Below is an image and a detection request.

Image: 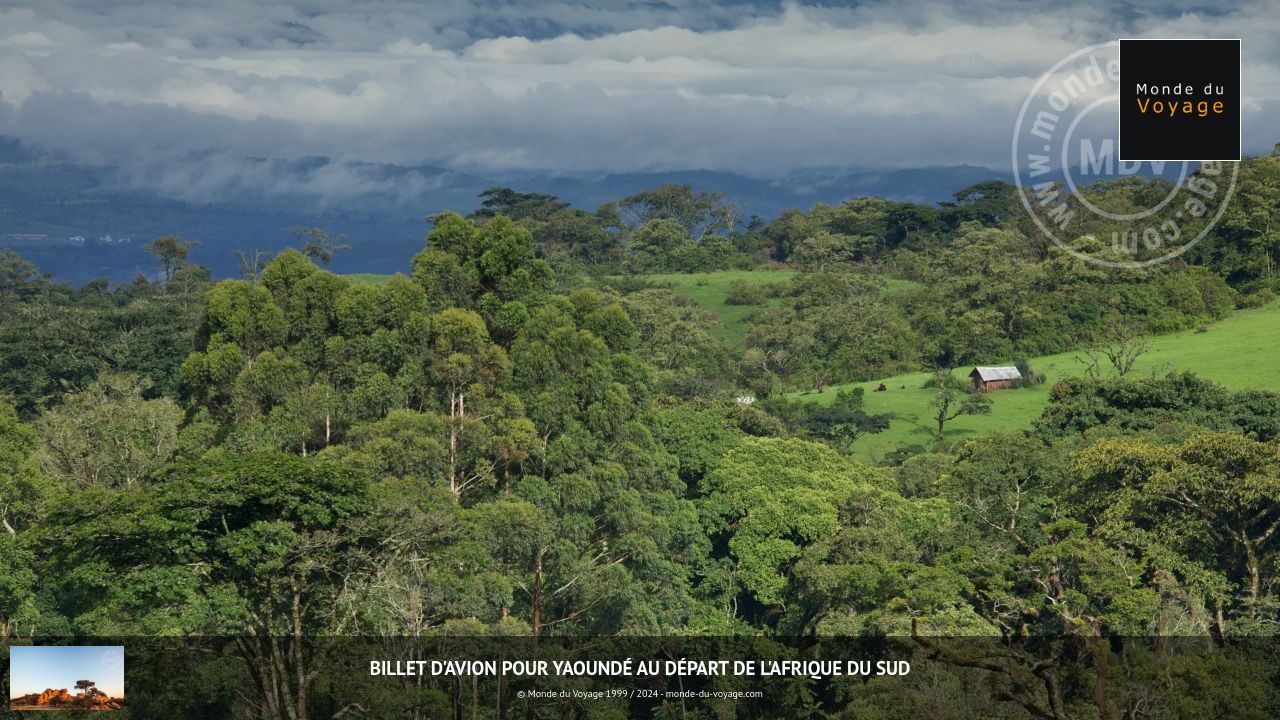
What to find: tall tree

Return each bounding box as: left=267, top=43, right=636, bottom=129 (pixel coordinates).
left=0, top=249, right=45, bottom=307
left=615, top=184, right=738, bottom=238
left=36, top=374, right=183, bottom=489
left=201, top=280, right=288, bottom=363
left=701, top=437, right=894, bottom=611
left=48, top=452, right=376, bottom=720
left=429, top=308, right=511, bottom=499
left=932, top=369, right=992, bottom=440
left=413, top=212, right=553, bottom=313
left=144, top=235, right=198, bottom=282
left=470, top=188, right=568, bottom=222
left=1077, top=432, right=1280, bottom=631
left=291, top=227, right=351, bottom=267
left=0, top=398, right=46, bottom=639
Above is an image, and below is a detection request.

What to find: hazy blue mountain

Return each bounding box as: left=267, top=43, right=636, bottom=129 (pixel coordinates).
left=0, top=138, right=1006, bottom=283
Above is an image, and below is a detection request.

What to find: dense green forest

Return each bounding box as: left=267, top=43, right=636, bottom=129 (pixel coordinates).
left=3, top=152, right=1280, bottom=718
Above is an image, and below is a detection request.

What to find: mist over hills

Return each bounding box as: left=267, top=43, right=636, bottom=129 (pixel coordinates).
left=0, top=136, right=1005, bottom=283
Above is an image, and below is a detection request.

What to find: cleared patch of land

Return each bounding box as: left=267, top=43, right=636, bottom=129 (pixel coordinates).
left=344, top=272, right=395, bottom=285
left=638, top=270, right=919, bottom=344
left=349, top=269, right=806, bottom=343
left=638, top=270, right=795, bottom=343
left=351, top=268, right=920, bottom=345
left=793, top=300, right=1280, bottom=462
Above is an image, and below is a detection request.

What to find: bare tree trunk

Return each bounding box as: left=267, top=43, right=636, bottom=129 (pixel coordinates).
left=1089, top=638, right=1117, bottom=720
left=1212, top=602, right=1226, bottom=646
left=292, top=583, right=308, bottom=720
left=1242, top=532, right=1261, bottom=611
left=453, top=675, right=464, bottom=720
left=497, top=668, right=508, bottom=720
left=242, top=633, right=286, bottom=720
left=531, top=552, right=543, bottom=639
left=448, top=391, right=464, bottom=498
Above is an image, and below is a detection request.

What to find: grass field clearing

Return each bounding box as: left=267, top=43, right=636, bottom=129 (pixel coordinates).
left=792, top=300, right=1280, bottom=462
left=638, top=270, right=918, bottom=344
left=353, top=268, right=918, bottom=345
left=639, top=270, right=795, bottom=343
left=345, top=272, right=395, bottom=285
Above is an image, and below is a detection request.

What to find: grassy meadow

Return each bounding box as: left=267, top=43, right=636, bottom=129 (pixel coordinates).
left=638, top=270, right=795, bottom=343
left=638, top=269, right=918, bottom=344
left=792, top=300, right=1280, bottom=462
left=351, top=268, right=806, bottom=343
left=344, top=272, right=395, bottom=285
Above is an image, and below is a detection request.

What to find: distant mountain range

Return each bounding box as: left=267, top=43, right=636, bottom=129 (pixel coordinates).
left=0, top=136, right=1006, bottom=283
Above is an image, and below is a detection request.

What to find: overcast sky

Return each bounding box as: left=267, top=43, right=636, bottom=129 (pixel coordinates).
left=2, top=0, right=1279, bottom=186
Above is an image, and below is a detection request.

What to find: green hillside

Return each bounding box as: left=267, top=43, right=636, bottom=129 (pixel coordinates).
left=348, top=269, right=792, bottom=342
left=345, top=272, right=395, bottom=285
left=638, top=270, right=795, bottom=343
left=350, top=268, right=923, bottom=345
left=639, top=269, right=919, bottom=344
left=793, top=300, right=1280, bottom=462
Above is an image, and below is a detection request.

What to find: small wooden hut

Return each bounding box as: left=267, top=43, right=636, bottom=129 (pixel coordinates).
left=969, top=366, right=1022, bottom=392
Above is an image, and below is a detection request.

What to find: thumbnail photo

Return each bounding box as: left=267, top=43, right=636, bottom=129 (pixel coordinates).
left=8, top=646, right=125, bottom=712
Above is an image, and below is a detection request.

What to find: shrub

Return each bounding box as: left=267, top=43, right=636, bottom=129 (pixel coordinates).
left=725, top=280, right=768, bottom=306
left=1238, top=288, right=1275, bottom=309
left=1014, top=356, right=1045, bottom=387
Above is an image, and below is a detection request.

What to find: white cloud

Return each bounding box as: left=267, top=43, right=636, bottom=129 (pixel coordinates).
left=0, top=0, right=1276, bottom=195
left=0, top=49, right=52, bottom=103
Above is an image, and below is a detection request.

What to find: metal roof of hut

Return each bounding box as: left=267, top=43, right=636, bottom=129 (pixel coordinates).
left=970, top=366, right=1022, bottom=381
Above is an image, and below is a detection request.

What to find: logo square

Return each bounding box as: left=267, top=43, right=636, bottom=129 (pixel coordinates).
left=1119, top=39, right=1240, bottom=161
